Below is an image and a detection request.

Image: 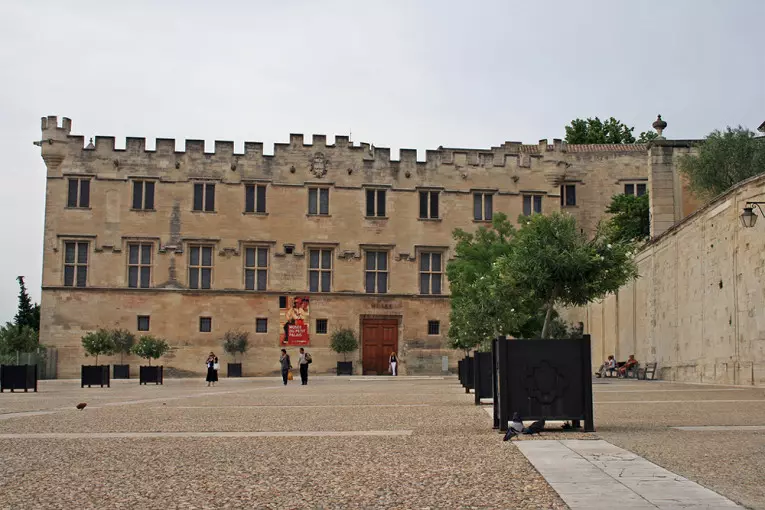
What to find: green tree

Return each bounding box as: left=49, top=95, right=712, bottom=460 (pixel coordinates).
left=0, top=323, right=39, bottom=356
left=564, top=117, right=636, bottom=144
left=81, top=329, right=116, bottom=365
left=330, top=328, right=358, bottom=362
left=14, top=276, right=38, bottom=331
left=605, top=193, right=650, bottom=243
left=222, top=330, right=250, bottom=362
left=111, top=329, right=136, bottom=364
left=637, top=131, right=658, bottom=143
left=679, top=126, right=765, bottom=198
left=131, top=335, right=170, bottom=365
left=495, top=213, right=638, bottom=338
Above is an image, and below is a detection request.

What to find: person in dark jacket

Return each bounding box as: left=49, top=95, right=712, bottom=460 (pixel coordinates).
left=206, top=352, right=218, bottom=387
left=279, top=349, right=292, bottom=385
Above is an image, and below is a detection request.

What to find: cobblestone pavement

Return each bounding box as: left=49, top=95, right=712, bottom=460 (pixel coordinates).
left=0, top=377, right=566, bottom=509
left=590, top=379, right=765, bottom=510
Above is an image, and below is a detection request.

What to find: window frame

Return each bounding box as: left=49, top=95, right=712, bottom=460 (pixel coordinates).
left=131, top=180, right=156, bottom=211
left=522, top=194, right=543, bottom=216
left=427, top=320, right=441, bottom=336
left=63, top=240, right=89, bottom=287
left=188, top=244, right=214, bottom=290
left=244, top=184, right=267, bottom=214
left=364, top=250, right=389, bottom=294
left=560, top=184, right=576, bottom=207
left=192, top=182, right=216, bottom=212
left=137, top=315, right=150, bottom=332
left=255, top=318, right=268, bottom=333
left=365, top=188, right=387, bottom=218
left=624, top=182, right=648, bottom=197
left=308, top=248, right=333, bottom=293
left=127, top=242, right=153, bottom=289
left=66, top=178, right=91, bottom=208
left=308, top=187, right=330, bottom=216
left=419, top=251, right=444, bottom=295
left=199, top=317, right=212, bottom=333
left=244, top=245, right=269, bottom=291
left=418, top=190, right=440, bottom=220
left=473, top=192, right=494, bottom=221
left=315, top=319, right=328, bottom=335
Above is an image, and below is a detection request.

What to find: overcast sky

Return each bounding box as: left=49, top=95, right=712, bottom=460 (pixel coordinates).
left=0, top=0, right=763, bottom=322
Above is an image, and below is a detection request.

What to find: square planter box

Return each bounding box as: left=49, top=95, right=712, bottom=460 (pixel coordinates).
left=113, top=364, right=130, bottom=379
left=1, top=364, right=38, bottom=392
left=227, top=363, right=242, bottom=378
left=336, top=361, right=353, bottom=376
left=139, top=365, right=163, bottom=385
left=81, top=365, right=110, bottom=388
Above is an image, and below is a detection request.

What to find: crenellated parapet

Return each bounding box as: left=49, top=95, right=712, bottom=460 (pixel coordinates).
left=36, top=116, right=650, bottom=186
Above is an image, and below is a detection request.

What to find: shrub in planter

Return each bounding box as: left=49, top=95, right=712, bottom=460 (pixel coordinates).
left=132, top=335, right=170, bottom=385
left=222, top=330, right=249, bottom=377
left=81, top=329, right=115, bottom=388
left=111, top=329, right=135, bottom=379
left=330, top=328, right=358, bottom=376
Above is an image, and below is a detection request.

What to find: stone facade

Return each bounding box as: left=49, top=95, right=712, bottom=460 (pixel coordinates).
left=566, top=173, right=765, bottom=386
left=37, top=116, right=683, bottom=378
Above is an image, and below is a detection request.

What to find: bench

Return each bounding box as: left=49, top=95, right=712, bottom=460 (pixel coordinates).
left=637, top=362, right=657, bottom=380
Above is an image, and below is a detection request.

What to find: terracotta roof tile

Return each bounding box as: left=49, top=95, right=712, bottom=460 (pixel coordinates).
left=566, top=144, right=648, bottom=153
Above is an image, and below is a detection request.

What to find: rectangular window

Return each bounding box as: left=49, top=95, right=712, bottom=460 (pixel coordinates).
left=365, top=251, right=388, bottom=294
left=308, top=188, right=329, bottom=215
left=419, top=191, right=439, bottom=219
left=132, top=181, right=155, bottom=210
left=637, top=183, right=647, bottom=196
left=199, top=317, right=212, bottom=333
left=66, top=178, right=90, bottom=208
left=255, top=318, right=268, bottom=333
left=64, top=241, right=89, bottom=287
left=365, top=189, right=386, bottom=217
left=244, top=247, right=268, bottom=291
left=316, top=319, right=328, bottom=335
left=127, top=243, right=152, bottom=288
left=624, top=183, right=647, bottom=197
left=279, top=296, right=287, bottom=309
left=308, top=249, right=332, bottom=292
left=428, top=320, right=440, bottom=335
left=245, top=184, right=267, bottom=213
left=189, top=245, right=213, bottom=289
left=193, top=183, right=215, bottom=212
left=560, top=184, right=576, bottom=207
left=473, top=193, right=493, bottom=221
left=137, top=315, right=150, bottom=331
left=522, top=195, right=543, bottom=216
left=419, top=252, right=443, bottom=295
left=624, top=183, right=635, bottom=196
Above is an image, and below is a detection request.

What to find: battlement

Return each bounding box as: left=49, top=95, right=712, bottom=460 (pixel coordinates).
left=39, top=116, right=650, bottom=176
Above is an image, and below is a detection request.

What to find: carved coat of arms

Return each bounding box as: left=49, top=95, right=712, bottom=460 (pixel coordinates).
left=310, top=152, right=329, bottom=178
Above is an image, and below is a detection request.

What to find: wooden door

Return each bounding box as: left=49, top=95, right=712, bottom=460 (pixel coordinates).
left=362, top=318, right=398, bottom=375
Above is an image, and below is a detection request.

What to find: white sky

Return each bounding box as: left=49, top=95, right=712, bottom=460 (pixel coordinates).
left=0, top=0, right=763, bottom=321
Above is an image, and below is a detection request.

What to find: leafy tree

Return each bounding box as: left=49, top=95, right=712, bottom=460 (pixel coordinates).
left=81, top=329, right=116, bottom=365
left=14, top=276, right=38, bottom=331
left=495, top=213, right=638, bottom=338
left=222, top=330, right=250, bottom=362
left=565, top=117, right=636, bottom=144
left=679, top=126, right=765, bottom=198
left=0, top=323, right=39, bottom=355
left=111, top=329, right=136, bottom=364
left=604, top=193, right=650, bottom=243
left=637, top=131, right=658, bottom=143
left=330, top=328, right=358, bottom=362
left=131, top=335, right=170, bottom=365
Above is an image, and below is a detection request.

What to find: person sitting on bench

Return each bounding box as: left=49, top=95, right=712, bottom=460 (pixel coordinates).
left=595, top=355, right=616, bottom=378
left=619, top=354, right=638, bottom=377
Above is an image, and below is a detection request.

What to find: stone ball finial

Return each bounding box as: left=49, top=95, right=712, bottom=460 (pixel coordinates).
left=652, top=114, right=667, bottom=138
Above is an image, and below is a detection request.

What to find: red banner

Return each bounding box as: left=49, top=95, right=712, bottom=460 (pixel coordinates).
left=279, top=296, right=310, bottom=346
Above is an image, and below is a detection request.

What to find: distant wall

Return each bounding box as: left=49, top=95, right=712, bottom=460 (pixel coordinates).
left=568, top=173, right=765, bottom=386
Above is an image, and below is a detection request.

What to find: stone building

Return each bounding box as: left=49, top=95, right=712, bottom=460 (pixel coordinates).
left=36, top=115, right=694, bottom=378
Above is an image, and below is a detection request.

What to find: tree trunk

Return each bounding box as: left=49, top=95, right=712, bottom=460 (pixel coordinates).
left=540, top=291, right=557, bottom=339
left=95, top=354, right=99, bottom=366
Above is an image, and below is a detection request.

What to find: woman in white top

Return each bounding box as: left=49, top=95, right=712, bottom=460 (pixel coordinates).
left=389, top=352, right=398, bottom=376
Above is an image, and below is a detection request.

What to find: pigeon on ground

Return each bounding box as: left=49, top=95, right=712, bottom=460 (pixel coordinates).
left=503, top=427, right=519, bottom=441
left=76, top=403, right=87, bottom=410
left=523, top=418, right=546, bottom=435
left=503, top=412, right=524, bottom=441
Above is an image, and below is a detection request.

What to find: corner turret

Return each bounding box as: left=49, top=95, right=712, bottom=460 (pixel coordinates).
left=36, top=115, right=72, bottom=171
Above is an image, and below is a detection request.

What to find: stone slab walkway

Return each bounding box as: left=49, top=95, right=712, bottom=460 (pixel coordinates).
left=517, top=439, right=743, bottom=509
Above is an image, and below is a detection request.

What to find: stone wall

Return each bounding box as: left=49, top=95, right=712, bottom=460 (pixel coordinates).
left=569, top=174, right=765, bottom=386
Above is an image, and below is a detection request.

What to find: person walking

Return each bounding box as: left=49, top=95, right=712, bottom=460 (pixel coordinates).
left=279, top=348, right=292, bottom=385
left=298, top=347, right=312, bottom=385
left=206, top=352, right=218, bottom=387
left=389, top=351, right=398, bottom=376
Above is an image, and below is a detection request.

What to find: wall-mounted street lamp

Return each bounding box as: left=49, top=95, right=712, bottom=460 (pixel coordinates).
left=740, top=202, right=765, bottom=228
